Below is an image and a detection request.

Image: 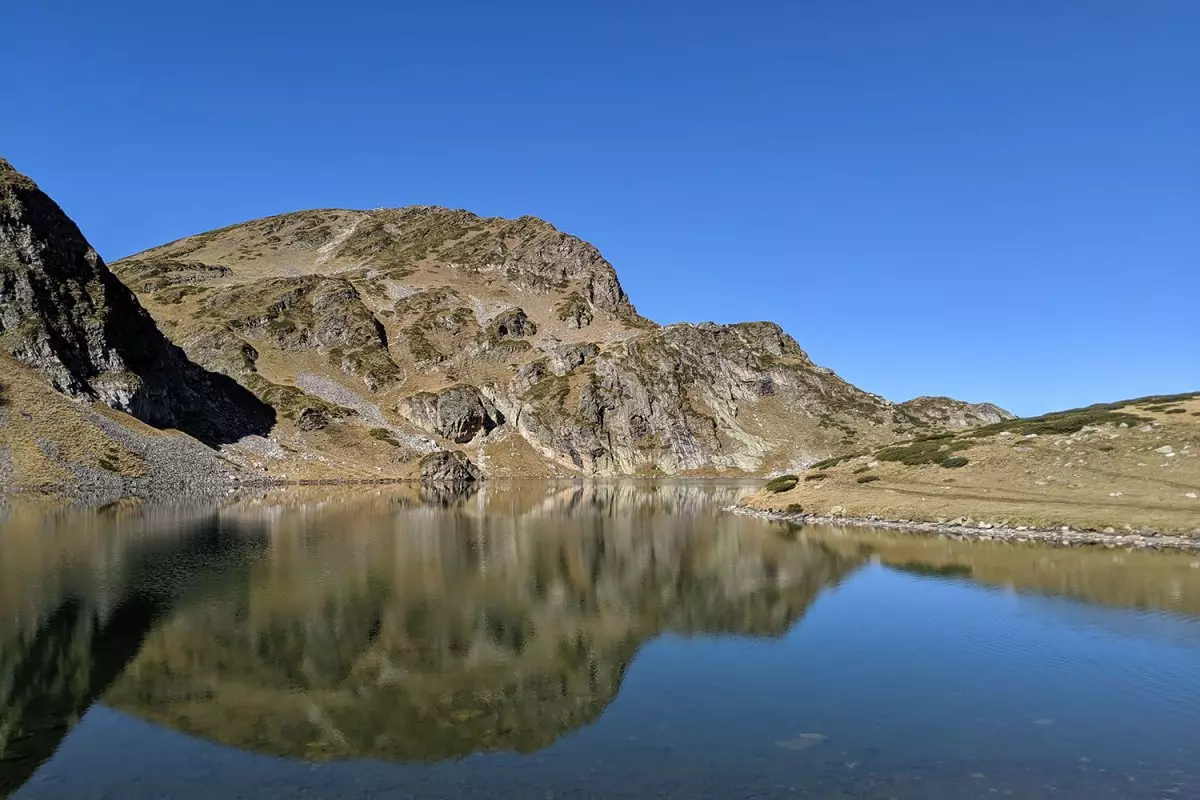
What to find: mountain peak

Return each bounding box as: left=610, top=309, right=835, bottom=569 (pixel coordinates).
left=120, top=206, right=645, bottom=325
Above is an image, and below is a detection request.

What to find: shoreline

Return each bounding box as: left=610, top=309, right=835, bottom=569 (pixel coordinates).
left=728, top=505, right=1200, bottom=552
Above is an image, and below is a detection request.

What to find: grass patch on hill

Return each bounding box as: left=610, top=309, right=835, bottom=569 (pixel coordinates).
left=241, top=374, right=355, bottom=422
left=963, top=406, right=1149, bottom=438
left=369, top=428, right=401, bottom=447
left=949, top=392, right=1197, bottom=443
left=811, top=452, right=865, bottom=470
left=876, top=438, right=972, bottom=466
left=764, top=474, right=799, bottom=493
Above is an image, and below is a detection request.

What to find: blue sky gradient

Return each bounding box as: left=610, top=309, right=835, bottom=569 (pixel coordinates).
left=4, top=1, right=1196, bottom=415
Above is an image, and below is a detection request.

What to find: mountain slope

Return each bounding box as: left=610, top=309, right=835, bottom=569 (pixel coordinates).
left=741, top=392, right=1200, bottom=535
left=0, top=158, right=274, bottom=448
left=113, top=207, right=1010, bottom=478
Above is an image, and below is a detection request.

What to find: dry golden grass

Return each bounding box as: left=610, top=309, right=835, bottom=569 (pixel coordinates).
left=0, top=355, right=147, bottom=490
left=745, top=395, right=1200, bottom=534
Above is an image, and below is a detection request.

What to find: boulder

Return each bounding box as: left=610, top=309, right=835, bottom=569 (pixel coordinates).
left=490, top=308, right=536, bottom=340
left=398, top=385, right=502, bottom=444
left=418, top=450, right=482, bottom=483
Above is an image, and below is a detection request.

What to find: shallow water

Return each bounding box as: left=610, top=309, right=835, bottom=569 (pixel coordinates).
left=3, top=481, right=1199, bottom=799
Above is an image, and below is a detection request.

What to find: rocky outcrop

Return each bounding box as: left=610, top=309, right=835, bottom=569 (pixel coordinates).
left=399, top=385, right=502, bottom=443
left=201, top=276, right=401, bottom=391
left=898, top=396, right=1014, bottom=428
left=555, top=292, right=594, bottom=329
left=419, top=450, right=482, bottom=483
left=488, top=322, right=917, bottom=475
left=0, top=158, right=274, bottom=447
left=544, top=342, right=598, bottom=375
left=489, top=307, right=536, bottom=340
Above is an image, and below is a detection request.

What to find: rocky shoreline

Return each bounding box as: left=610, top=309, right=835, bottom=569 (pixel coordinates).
left=728, top=505, right=1200, bottom=551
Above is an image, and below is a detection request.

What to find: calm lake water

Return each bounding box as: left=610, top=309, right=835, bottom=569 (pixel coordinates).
left=3, top=482, right=1200, bottom=799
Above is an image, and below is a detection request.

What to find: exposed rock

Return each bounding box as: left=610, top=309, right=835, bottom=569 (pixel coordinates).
left=0, top=158, right=274, bottom=448
left=296, top=407, right=332, bottom=431
left=418, top=450, right=482, bottom=483
left=555, top=292, right=594, bottom=329
left=491, top=321, right=936, bottom=475
left=544, top=342, right=598, bottom=375
left=398, top=385, right=502, bottom=443
left=200, top=276, right=401, bottom=390
left=489, top=307, right=536, bottom=340
left=898, top=396, right=1014, bottom=428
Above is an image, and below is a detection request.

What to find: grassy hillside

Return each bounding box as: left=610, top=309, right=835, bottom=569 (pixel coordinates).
left=743, top=392, right=1200, bottom=535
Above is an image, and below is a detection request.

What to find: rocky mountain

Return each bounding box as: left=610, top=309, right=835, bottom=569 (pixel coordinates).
left=105, top=204, right=1010, bottom=481
left=0, top=159, right=273, bottom=447
left=0, top=159, right=278, bottom=497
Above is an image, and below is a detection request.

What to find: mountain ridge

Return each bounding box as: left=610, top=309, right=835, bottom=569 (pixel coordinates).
left=1, top=156, right=1013, bottom=495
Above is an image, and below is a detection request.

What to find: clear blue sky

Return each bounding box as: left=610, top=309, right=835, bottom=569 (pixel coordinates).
left=4, top=1, right=1196, bottom=416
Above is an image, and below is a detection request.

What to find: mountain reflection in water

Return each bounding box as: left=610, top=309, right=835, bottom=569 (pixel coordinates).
left=3, top=481, right=1200, bottom=799
left=1, top=482, right=849, bottom=789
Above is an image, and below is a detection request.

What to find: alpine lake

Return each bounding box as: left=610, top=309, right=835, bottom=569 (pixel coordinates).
left=2, top=482, right=1198, bottom=799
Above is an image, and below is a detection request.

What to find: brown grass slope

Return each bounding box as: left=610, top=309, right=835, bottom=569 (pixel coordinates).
left=0, top=354, right=242, bottom=497
left=743, top=392, right=1200, bottom=534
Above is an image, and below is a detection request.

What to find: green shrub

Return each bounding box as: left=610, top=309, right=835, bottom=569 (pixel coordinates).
left=965, top=405, right=1153, bottom=439
left=852, top=465, right=871, bottom=474
left=1111, top=391, right=1199, bottom=409
left=961, top=391, right=1200, bottom=439
left=810, top=452, right=864, bottom=470
left=804, top=473, right=827, bottom=482
left=876, top=438, right=971, bottom=466
left=764, top=474, right=799, bottom=493
left=785, top=503, right=804, bottom=513
left=939, top=456, right=969, bottom=468
left=1164, top=408, right=1186, bottom=414
left=856, top=475, right=880, bottom=484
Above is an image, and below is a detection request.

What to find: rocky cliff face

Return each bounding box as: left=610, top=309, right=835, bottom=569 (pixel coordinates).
left=0, top=159, right=273, bottom=447
left=110, top=205, right=1009, bottom=479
